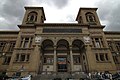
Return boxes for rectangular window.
[3,56,11,65]
[95,53,99,61]
[43,28,82,33]
[20,54,25,61]
[92,38,104,48]
[100,53,105,61]
[115,42,120,51]
[95,38,101,48]
[105,53,109,61]
[73,56,81,64]
[0,42,6,52]
[23,38,29,48]
[26,54,30,62]
[113,56,119,64]
[20,37,33,48]
[16,54,19,62]
[15,54,30,62]
[8,42,15,52]
[44,57,53,64]
[29,38,33,48]
[100,38,104,47]
[107,41,114,51]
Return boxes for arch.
[85,12,96,22]
[56,39,69,53]
[27,11,38,22]
[41,39,54,54]
[72,39,85,53]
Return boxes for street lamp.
[0,53,6,58]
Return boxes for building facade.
[0,7,120,76]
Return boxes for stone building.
[0,6,120,76]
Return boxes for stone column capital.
[53,45,57,49]
[69,45,72,49]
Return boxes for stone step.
[32,72,88,80]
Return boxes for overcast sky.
[0,0,120,31]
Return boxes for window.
[107,41,114,51]
[0,42,6,52]
[85,12,96,24]
[20,37,33,48]
[73,56,81,64]
[15,54,30,62]
[113,56,119,64]
[115,41,120,51]
[100,54,105,61]
[8,42,15,52]
[30,15,34,21]
[95,53,99,61]
[92,38,104,48]
[95,38,101,48]
[96,53,109,62]
[15,54,19,62]
[26,54,30,62]
[3,56,11,65]
[27,11,38,23]
[20,54,25,61]
[105,53,109,61]
[23,38,29,48]
[44,57,53,64]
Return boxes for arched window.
[30,15,34,21]
[85,12,96,22]
[27,11,38,22]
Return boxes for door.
[57,57,67,72]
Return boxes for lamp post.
[0,53,6,58]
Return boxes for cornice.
[35,23,89,27]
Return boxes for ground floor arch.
[39,39,88,74]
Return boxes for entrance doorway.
[57,57,67,72]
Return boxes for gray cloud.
[0,0,69,30]
[95,0,120,31]
[66,15,75,22]
[0,0,27,30]
[40,0,69,9]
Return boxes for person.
[88,72,91,79]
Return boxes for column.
[21,38,25,48]
[53,46,57,72]
[70,46,74,72]
[99,38,103,48]
[28,37,31,48]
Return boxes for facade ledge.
[96,61,111,63]
[14,48,34,50]
[91,47,109,50]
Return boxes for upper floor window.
[20,37,33,48]
[0,42,6,52]
[115,41,120,51]
[86,12,96,22]
[3,56,11,65]
[27,11,38,23]
[85,12,96,25]
[8,42,16,52]
[92,38,104,48]
[107,41,114,51]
